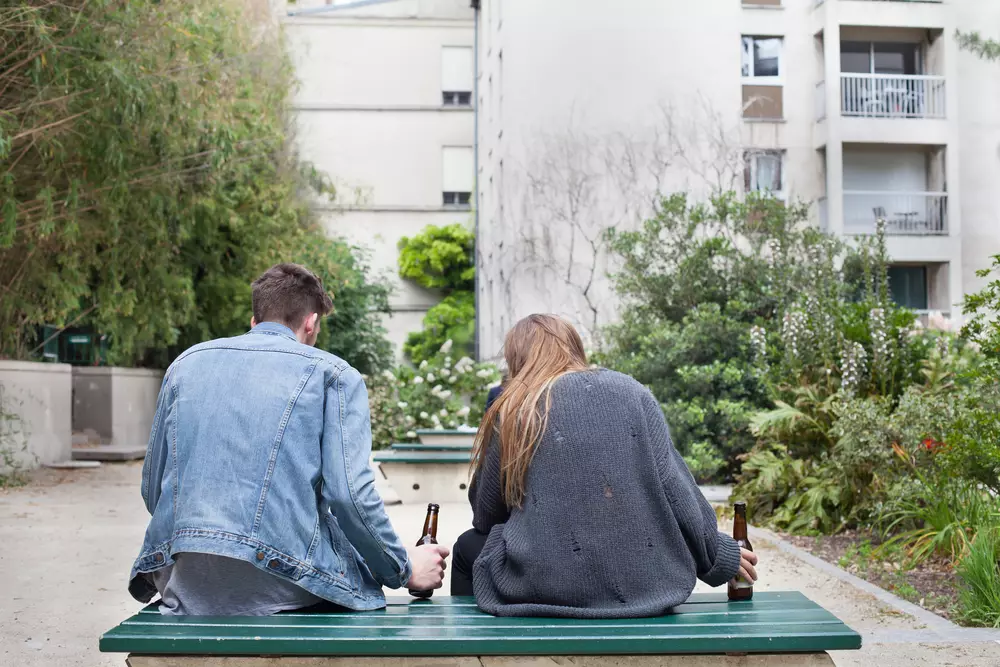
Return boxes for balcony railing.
[843,191,948,235]
[841,74,946,119]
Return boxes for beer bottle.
[408,503,440,599]
[728,501,754,601]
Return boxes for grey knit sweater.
[470,368,742,618]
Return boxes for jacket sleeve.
[642,389,741,587]
[141,368,173,515]
[321,366,411,588]
[470,429,509,534]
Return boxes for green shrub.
[404,292,475,364]
[957,526,1000,628]
[397,224,475,291]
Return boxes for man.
[129,263,448,615]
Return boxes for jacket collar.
[248,321,298,342]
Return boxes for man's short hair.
[252,263,334,328]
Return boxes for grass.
[956,527,1000,628]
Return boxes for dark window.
[888,266,928,310]
[443,191,471,206]
[443,91,472,106]
[840,41,922,75]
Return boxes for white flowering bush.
[365,339,500,448]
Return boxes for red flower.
[922,438,944,452]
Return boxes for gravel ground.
[2,463,999,667]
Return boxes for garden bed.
[785,531,962,622]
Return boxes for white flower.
[406,431,417,439]
[449,422,457,428]
[440,339,454,354]
[427,373,436,382]
[487,380,501,389]
[457,356,474,367]
[476,369,491,379]
[440,368,450,377]
[406,415,415,424]
[439,390,452,399]
[457,406,471,418]
[413,376,424,385]
[397,402,408,409]
[440,409,449,417]
[444,357,452,367]
[432,384,444,394]
[420,411,429,419]
[381,370,396,381]
[449,376,458,384]
[419,360,428,370]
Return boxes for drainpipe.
[471,0,481,360]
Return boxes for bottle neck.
[422,510,439,539]
[733,510,748,540]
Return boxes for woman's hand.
[738,548,759,585]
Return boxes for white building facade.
[474,0,1000,359]
[283,0,475,354]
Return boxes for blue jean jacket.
[129,322,411,610]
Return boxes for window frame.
[741,35,785,84]
[744,149,787,200]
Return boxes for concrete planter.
[73,367,163,447]
[0,360,73,469]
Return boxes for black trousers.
[451,528,488,596]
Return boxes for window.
[441,46,473,107]
[888,266,928,310]
[442,146,473,208]
[841,42,922,76]
[744,150,785,198]
[742,36,783,80]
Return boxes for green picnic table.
[100,592,861,666]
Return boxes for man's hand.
[737,548,759,584]
[406,544,450,592]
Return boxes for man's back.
[130,322,412,612]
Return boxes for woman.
[450,314,757,617]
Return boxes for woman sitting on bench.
[451,313,758,617]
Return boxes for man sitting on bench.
[127,263,449,615]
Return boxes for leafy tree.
[0,0,392,372]
[956,31,1000,61]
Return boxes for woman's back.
[470,368,741,618]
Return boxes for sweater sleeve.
[470,430,509,534]
[642,390,742,588]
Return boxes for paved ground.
[1,463,999,667]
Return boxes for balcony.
[843,191,947,235]
[841,74,945,119]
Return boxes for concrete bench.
[100,592,861,666]
[372,450,472,504]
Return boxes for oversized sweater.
[470,368,742,618]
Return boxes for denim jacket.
[129,322,411,610]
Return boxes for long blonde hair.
[472,314,590,508]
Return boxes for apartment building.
[282,0,475,353]
[474,0,1000,358]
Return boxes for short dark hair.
[251,263,333,328]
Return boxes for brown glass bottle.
[408,503,440,599]
[728,501,754,601]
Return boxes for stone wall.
[0,361,73,469]
[73,367,164,447]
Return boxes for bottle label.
[732,576,753,589]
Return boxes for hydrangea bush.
[364,340,501,449]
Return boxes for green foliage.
[365,340,501,450]
[957,527,1000,628]
[404,291,475,365]
[0,0,392,372]
[397,223,475,291]
[956,31,1000,62]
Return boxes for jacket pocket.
[323,512,360,582]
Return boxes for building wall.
[476,0,1000,359]
[72,367,164,448]
[283,0,475,357]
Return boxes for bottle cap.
[427,503,440,511]
[733,501,747,510]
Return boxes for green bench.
[391,442,473,451]
[372,450,473,505]
[100,592,861,666]
[414,428,476,447]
